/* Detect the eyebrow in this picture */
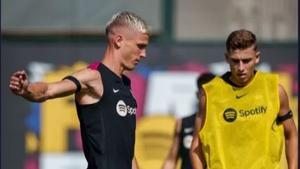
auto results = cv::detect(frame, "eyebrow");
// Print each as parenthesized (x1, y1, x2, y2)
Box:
(231, 58, 252, 63)
(231, 58, 252, 60)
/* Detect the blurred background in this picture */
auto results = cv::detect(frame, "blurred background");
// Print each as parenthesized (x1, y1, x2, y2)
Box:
(1, 0, 298, 169)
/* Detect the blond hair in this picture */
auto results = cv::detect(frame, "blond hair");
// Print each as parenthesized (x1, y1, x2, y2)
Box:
(105, 11, 149, 36)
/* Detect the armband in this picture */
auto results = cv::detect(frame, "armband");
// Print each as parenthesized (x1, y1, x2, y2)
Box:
(276, 110, 293, 124)
(62, 76, 81, 93)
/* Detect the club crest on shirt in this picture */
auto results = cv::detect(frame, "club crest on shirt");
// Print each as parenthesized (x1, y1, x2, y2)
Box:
(116, 100, 136, 117)
(223, 108, 237, 122)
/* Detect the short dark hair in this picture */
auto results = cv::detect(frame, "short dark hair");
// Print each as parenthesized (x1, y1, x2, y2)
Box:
(226, 29, 257, 53)
(197, 72, 215, 89)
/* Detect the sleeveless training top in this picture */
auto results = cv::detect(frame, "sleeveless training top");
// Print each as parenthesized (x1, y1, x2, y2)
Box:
(179, 113, 196, 169)
(76, 63, 137, 169)
(199, 71, 284, 169)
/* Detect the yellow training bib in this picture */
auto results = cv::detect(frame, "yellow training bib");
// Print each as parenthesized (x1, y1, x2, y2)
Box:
(200, 71, 284, 169)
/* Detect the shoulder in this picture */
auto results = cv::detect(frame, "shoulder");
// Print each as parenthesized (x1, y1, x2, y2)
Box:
(73, 66, 104, 100)
(66, 67, 102, 93)
(257, 71, 278, 80)
(83, 61, 102, 79)
(255, 71, 279, 89)
(87, 61, 101, 70)
(202, 75, 222, 89)
(73, 67, 101, 81)
(278, 84, 288, 101)
(278, 84, 290, 116)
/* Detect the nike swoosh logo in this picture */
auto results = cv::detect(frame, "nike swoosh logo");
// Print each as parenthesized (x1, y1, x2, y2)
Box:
(236, 93, 247, 99)
(232, 87, 241, 91)
(184, 127, 194, 133)
(113, 88, 120, 93)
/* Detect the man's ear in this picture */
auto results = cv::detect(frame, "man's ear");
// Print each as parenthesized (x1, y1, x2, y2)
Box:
(113, 34, 123, 48)
(255, 51, 261, 64)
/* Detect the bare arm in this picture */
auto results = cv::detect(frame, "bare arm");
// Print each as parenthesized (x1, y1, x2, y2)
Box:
(190, 88, 206, 169)
(278, 85, 298, 169)
(162, 119, 182, 169)
(132, 157, 139, 169)
(9, 69, 101, 102)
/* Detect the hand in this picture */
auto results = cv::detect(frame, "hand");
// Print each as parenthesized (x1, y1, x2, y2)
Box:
(9, 70, 30, 96)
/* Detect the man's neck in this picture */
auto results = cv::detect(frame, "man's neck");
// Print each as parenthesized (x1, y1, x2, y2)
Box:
(229, 71, 257, 87)
(102, 49, 124, 77)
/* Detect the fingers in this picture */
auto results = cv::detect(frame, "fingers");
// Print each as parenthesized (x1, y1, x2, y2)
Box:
(9, 82, 22, 95)
(13, 70, 27, 80)
(9, 84, 21, 92)
(9, 77, 22, 92)
(9, 70, 28, 93)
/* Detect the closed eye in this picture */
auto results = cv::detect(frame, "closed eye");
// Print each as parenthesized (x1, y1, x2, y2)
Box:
(137, 44, 147, 50)
(242, 59, 252, 64)
(231, 59, 240, 64)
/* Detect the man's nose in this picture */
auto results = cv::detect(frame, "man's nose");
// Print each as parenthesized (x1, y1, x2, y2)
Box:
(140, 49, 146, 58)
(238, 61, 245, 71)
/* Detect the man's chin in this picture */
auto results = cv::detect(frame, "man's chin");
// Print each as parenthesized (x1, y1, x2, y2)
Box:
(239, 78, 250, 86)
(125, 66, 135, 71)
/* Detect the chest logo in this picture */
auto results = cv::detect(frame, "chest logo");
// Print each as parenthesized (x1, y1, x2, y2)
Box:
(236, 93, 247, 99)
(116, 100, 137, 117)
(223, 108, 237, 122)
(116, 100, 127, 116)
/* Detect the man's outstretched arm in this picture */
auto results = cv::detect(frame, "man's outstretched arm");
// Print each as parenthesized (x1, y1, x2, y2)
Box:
(9, 69, 98, 102)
